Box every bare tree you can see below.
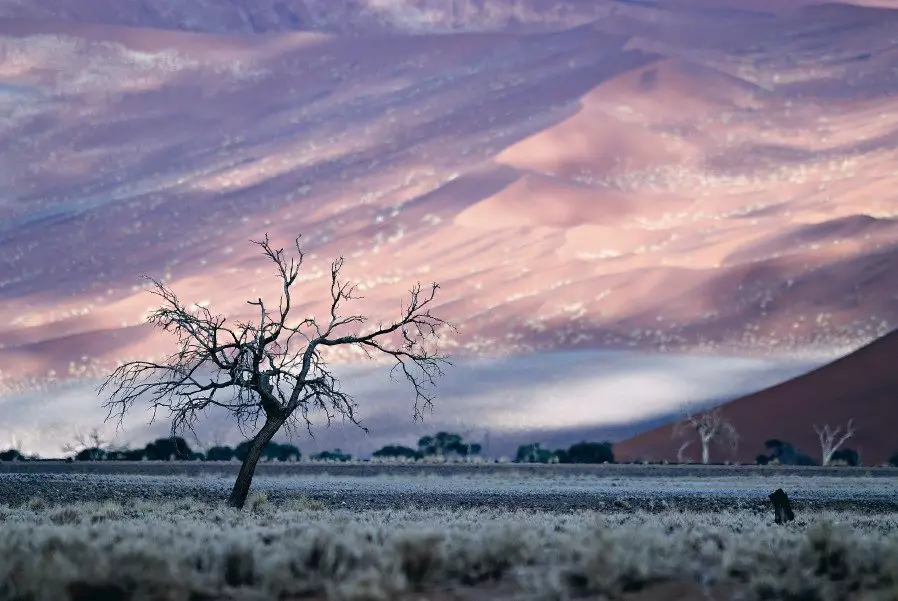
[814,419,856,466]
[99,234,454,508]
[672,407,739,465]
[62,427,107,460]
[676,439,692,464]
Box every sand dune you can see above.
[615,327,898,465]
[0,0,896,455]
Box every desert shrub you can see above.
[756,454,770,465]
[312,449,352,462]
[206,446,235,461]
[515,443,555,463]
[75,448,106,461]
[418,432,481,458]
[246,491,269,513]
[143,437,194,461]
[0,449,23,462]
[889,451,898,467]
[50,507,82,525]
[760,439,817,466]
[372,445,421,460]
[830,448,859,467]
[25,497,47,512]
[566,441,614,464]
[234,440,301,462]
[105,448,146,461]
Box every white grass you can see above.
[1,496,897,600]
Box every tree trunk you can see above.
[228,416,285,509]
[701,440,710,465]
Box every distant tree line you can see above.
[513,441,615,464]
[0,428,890,467]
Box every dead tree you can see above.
[814,419,856,466]
[99,234,454,509]
[672,407,739,465]
[62,428,107,460]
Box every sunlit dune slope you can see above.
[0,0,897,398]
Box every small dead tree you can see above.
[62,428,107,460]
[814,419,856,466]
[99,234,454,508]
[672,407,739,465]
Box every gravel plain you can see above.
[1,462,897,513]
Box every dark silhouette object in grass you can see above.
[98,234,453,509]
[769,488,795,524]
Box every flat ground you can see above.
[1,463,897,600]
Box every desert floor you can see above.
[1,463,897,600]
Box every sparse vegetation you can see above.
[311,448,352,462]
[1,496,898,600]
[514,441,614,464]
[417,431,481,459]
[372,444,421,460]
[758,439,818,466]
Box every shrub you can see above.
[514,443,554,463]
[312,449,352,462]
[830,448,860,467]
[206,446,236,461]
[372,445,421,460]
[417,432,481,458]
[0,449,23,462]
[888,451,898,467]
[75,448,106,461]
[234,441,301,462]
[566,441,614,464]
[755,454,770,465]
[143,437,194,461]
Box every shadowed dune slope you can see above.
[615,328,898,465]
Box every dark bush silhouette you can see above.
[75,448,106,461]
[312,448,352,462]
[417,432,481,457]
[267,442,300,462]
[514,441,615,464]
[144,437,194,461]
[830,448,860,466]
[889,451,898,467]
[566,441,614,464]
[755,454,770,465]
[515,443,555,463]
[206,446,236,461]
[105,448,146,461]
[0,449,24,462]
[235,440,301,462]
[372,445,421,460]
[760,439,817,466]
